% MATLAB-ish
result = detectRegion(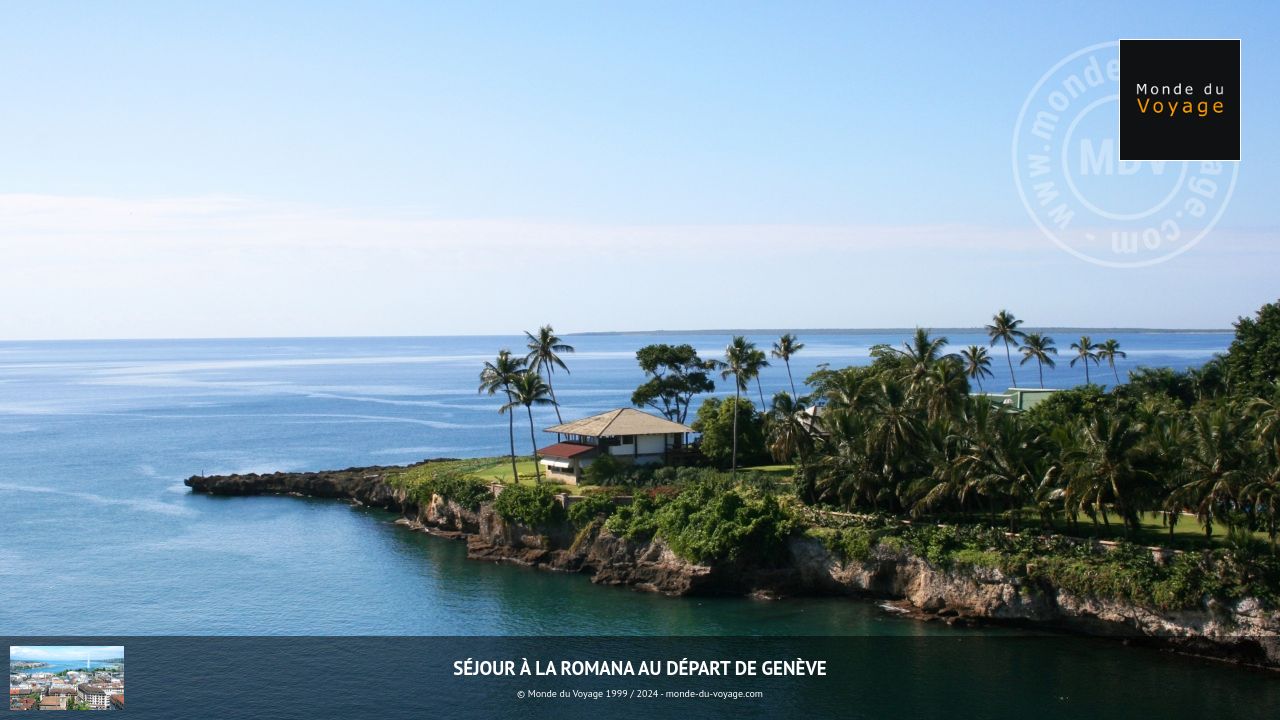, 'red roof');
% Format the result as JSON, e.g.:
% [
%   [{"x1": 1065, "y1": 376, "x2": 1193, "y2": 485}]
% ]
[{"x1": 537, "y1": 442, "x2": 598, "y2": 459}]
